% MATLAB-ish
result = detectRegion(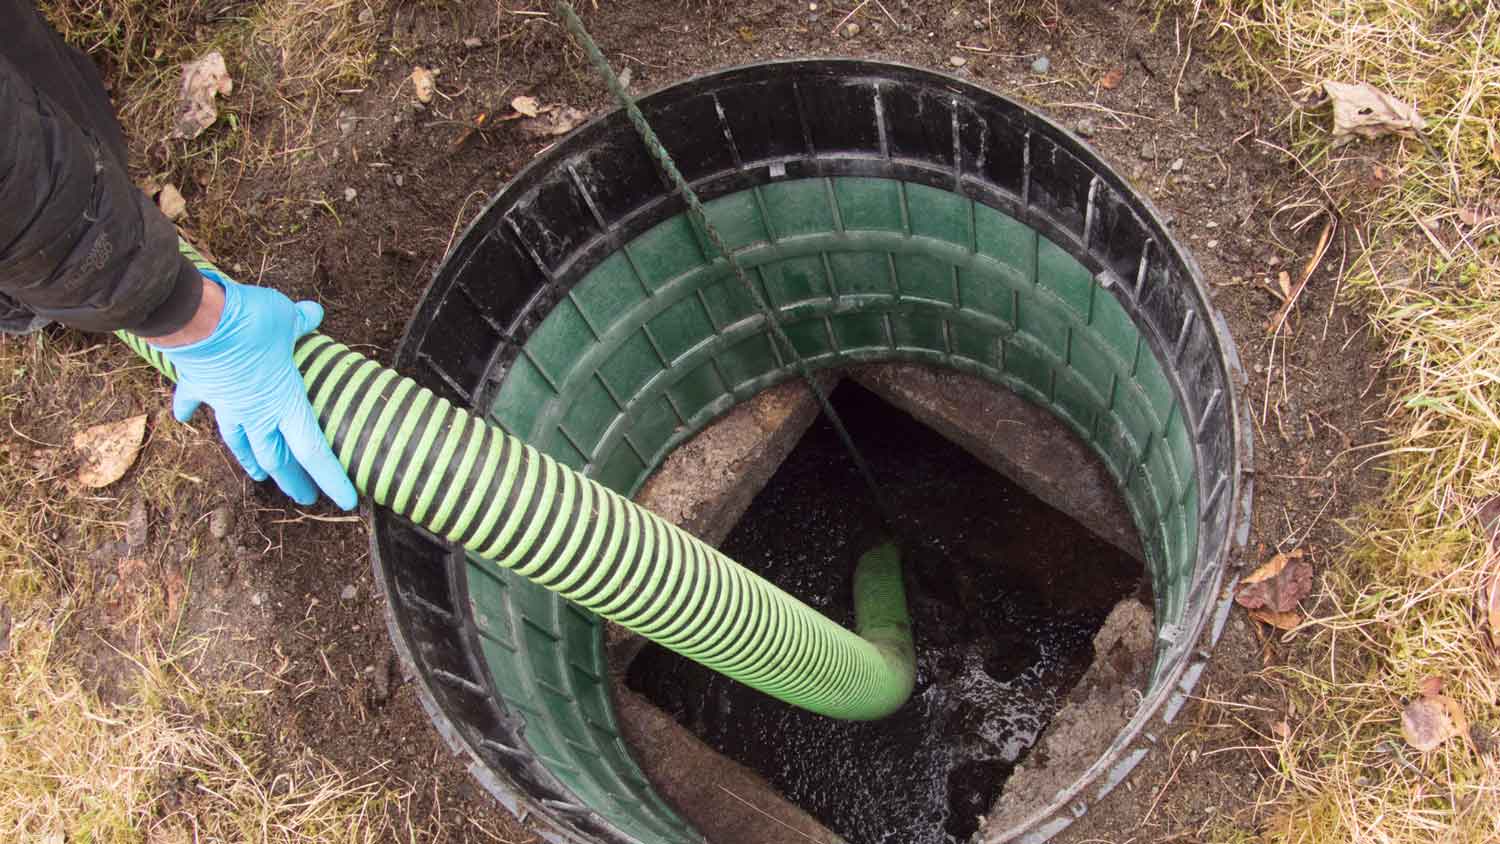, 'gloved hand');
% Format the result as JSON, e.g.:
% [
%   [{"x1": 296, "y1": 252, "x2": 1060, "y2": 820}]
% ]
[{"x1": 153, "y1": 269, "x2": 358, "y2": 510}]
